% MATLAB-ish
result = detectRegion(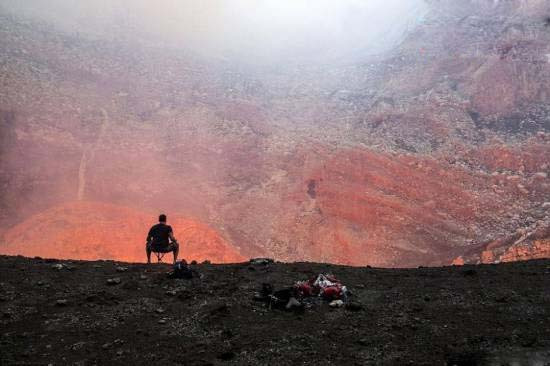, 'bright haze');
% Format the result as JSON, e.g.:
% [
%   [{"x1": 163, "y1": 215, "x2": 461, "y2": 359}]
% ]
[
  {"x1": 0, "y1": 0, "x2": 427, "y2": 64},
  {"x1": 1, "y1": 0, "x2": 549, "y2": 266}
]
